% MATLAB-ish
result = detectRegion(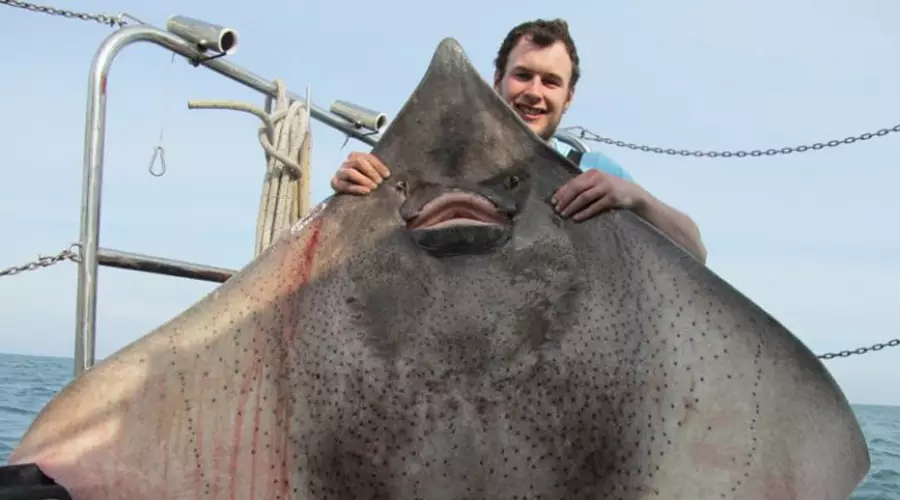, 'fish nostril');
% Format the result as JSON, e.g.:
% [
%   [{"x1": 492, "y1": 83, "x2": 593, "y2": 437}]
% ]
[
  {"x1": 395, "y1": 181, "x2": 408, "y2": 195},
  {"x1": 505, "y1": 176, "x2": 520, "y2": 190}
]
